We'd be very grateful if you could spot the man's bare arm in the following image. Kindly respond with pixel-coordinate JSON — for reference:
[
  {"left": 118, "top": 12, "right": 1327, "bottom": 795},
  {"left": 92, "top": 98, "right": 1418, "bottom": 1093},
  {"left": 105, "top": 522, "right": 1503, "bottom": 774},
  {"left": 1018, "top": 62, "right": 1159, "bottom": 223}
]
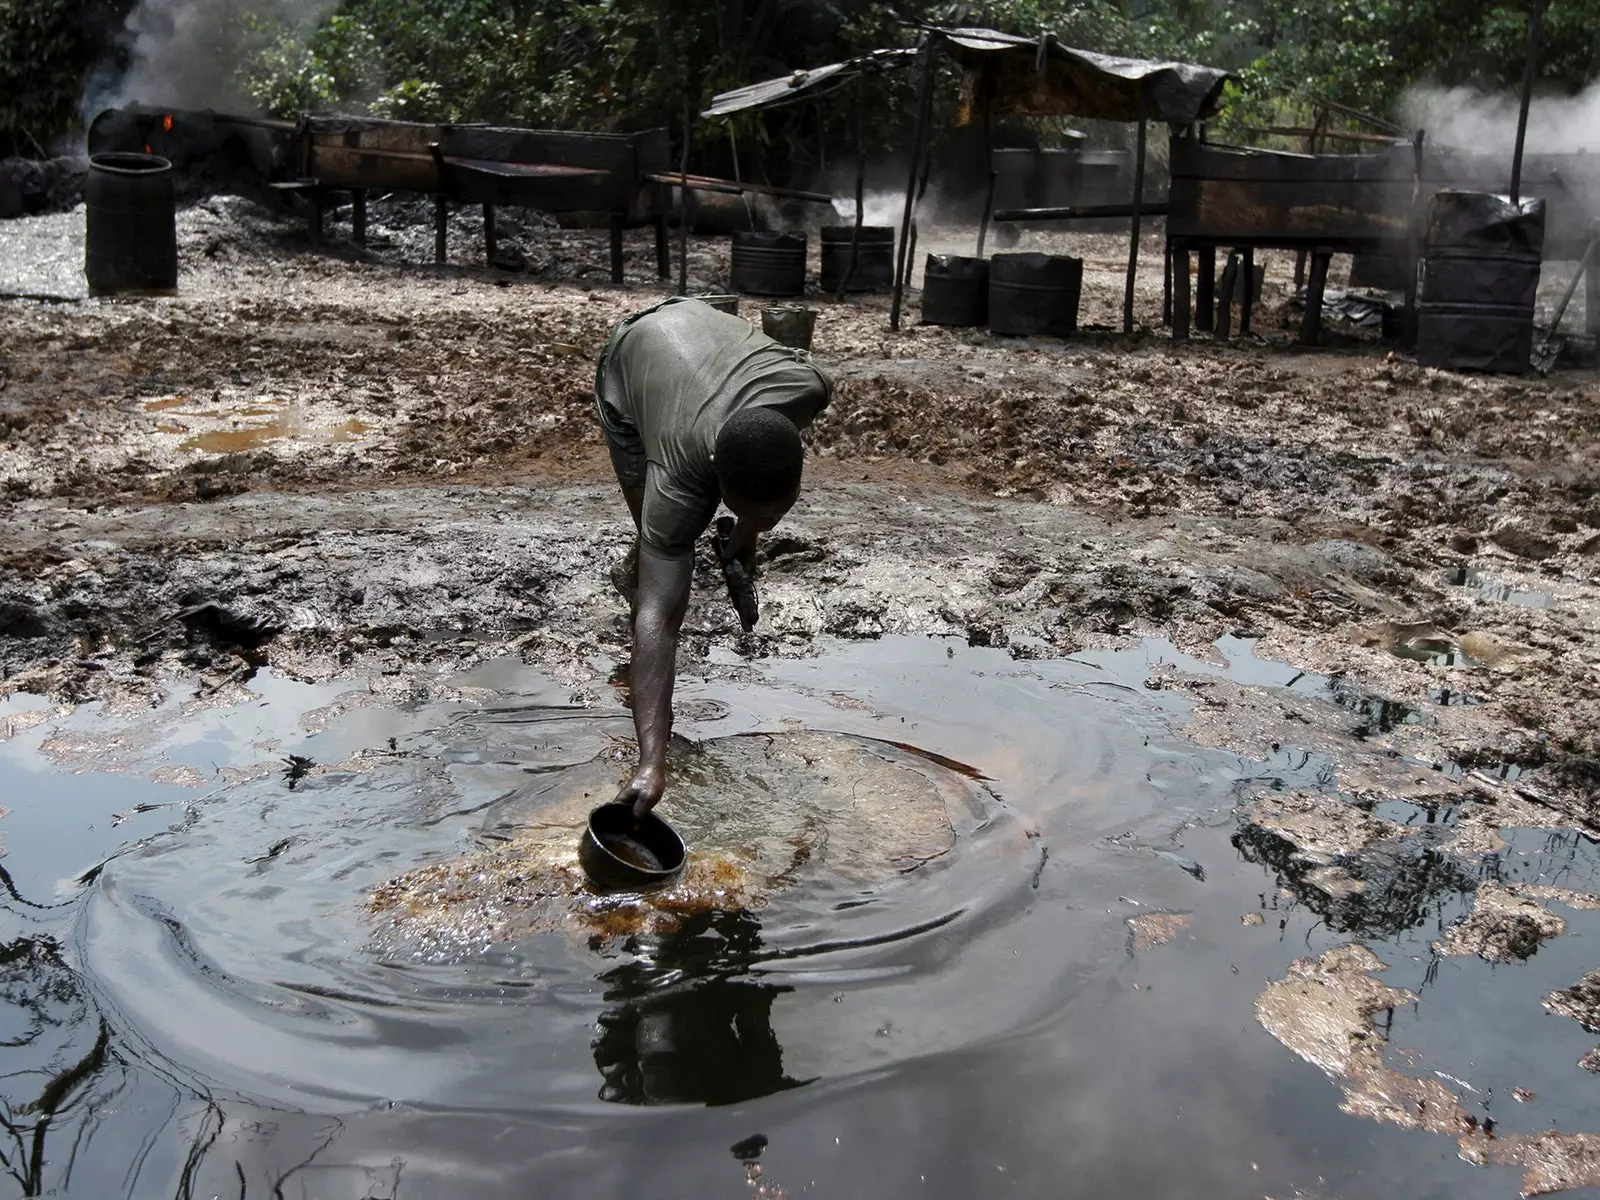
[{"left": 614, "top": 542, "right": 693, "bottom": 816}]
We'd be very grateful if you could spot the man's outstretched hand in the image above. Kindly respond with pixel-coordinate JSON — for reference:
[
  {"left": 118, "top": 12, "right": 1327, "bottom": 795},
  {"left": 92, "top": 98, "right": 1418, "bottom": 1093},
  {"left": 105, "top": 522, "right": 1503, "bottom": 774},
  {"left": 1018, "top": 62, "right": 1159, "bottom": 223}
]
[
  {"left": 713, "top": 515, "right": 759, "bottom": 631},
  {"left": 615, "top": 763, "right": 666, "bottom": 818}
]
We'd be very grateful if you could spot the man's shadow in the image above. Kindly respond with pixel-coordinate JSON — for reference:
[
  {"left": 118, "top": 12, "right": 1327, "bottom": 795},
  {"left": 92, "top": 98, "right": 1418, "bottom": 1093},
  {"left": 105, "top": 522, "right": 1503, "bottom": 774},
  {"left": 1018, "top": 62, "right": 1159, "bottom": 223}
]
[{"left": 591, "top": 909, "right": 814, "bottom": 1106}]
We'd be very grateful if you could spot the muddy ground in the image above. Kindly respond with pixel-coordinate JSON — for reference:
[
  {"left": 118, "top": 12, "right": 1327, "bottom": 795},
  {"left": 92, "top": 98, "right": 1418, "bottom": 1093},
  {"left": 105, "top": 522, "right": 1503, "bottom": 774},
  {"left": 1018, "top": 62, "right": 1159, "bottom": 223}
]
[{"left": 4, "top": 194, "right": 1600, "bottom": 837}]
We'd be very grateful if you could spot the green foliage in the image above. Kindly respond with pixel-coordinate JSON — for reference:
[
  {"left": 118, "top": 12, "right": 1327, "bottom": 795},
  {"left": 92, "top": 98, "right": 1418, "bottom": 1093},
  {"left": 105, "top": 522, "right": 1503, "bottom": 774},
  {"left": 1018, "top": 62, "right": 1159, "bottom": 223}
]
[
  {"left": 6, "top": 0, "right": 1600, "bottom": 164},
  {"left": 0, "top": 0, "right": 135, "bottom": 154}
]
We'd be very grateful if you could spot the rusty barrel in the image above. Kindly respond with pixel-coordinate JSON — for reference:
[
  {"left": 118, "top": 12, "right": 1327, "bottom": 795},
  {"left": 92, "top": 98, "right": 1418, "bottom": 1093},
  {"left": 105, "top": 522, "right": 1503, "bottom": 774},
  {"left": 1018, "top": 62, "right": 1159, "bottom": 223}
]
[
  {"left": 819, "top": 225, "right": 894, "bottom": 292},
  {"left": 988, "top": 252, "right": 1082, "bottom": 337},
  {"left": 730, "top": 231, "right": 806, "bottom": 296},
  {"left": 84, "top": 152, "right": 177, "bottom": 294},
  {"left": 1418, "top": 191, "right": 1544, "bottom": 374},
  {"left": 920, "top": 254, "right": 989, "bottom": 327}
]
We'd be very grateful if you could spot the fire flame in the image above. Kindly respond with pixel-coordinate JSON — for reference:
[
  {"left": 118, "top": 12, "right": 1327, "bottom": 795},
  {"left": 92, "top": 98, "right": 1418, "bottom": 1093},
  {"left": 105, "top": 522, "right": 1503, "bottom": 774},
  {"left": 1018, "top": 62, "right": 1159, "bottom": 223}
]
[
  {"left": 162, "top": 114, "right": 173, "bottom": 132},
  {"left": 143, "top": 144, "right": 151, "bottom": 154}
]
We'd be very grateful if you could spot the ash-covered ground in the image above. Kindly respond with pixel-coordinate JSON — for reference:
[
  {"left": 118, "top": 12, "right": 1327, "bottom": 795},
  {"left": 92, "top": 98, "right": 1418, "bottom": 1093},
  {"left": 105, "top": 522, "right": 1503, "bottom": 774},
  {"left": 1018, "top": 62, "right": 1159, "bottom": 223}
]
[{"left": 2, "top": 192, "right": 1599, "bottom": 844}]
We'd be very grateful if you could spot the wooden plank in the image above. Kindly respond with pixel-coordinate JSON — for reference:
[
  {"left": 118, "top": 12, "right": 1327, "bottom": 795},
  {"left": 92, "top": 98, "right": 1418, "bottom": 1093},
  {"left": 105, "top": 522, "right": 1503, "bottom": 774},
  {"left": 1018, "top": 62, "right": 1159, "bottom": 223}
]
[{"left": 1196, "top": 248, "right": 1215, "bottom": 332}]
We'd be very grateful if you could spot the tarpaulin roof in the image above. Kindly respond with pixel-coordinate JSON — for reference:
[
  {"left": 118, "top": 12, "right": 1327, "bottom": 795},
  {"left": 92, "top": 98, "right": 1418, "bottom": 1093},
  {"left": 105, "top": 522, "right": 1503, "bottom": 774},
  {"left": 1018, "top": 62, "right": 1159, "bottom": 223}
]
[
  {"left": 703, "top": 27, "right": 1232, "bottom": 126},
  {"left": 942, "top": 28, "right": 1232, "bottom": 125},
  {"left": 703, "top": 48, "right": 918, "bottom": 118}
]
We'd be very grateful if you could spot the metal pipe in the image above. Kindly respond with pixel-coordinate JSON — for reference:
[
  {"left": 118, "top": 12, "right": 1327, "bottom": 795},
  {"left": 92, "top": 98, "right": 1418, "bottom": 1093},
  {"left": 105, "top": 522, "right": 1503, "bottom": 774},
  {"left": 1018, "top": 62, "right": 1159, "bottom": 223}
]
[
  {"left": 890, "top": 36, "right": 936, "bottom": 331},
  {"left": 1510, "top": 0, "right": 1545, "bottom": 204}
]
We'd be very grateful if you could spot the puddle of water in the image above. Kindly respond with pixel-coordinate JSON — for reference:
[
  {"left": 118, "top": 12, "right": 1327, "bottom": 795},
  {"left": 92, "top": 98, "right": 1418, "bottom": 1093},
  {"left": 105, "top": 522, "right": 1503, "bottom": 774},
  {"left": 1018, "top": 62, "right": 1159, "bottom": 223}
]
[
  {"left": 141, "top": 394, "right": 192, "bottom": 413},
  {"left": 177, "top": 412, "right": 379, "bottom": 454},
  {"left": 1392, "top": 635, "right": 1481, "bottom": 669},
  {"left": 1430, "top": 686, "right": 1483, "bottom": 707},
  {"left": 1444, "top": 568, "right": 1553, "bottom": 609},
  {"left": 180, "top": 414, "right": 292, "bottom": 453},
  {"left": 0, "top": 636, "right": 1591, "bottom": 1198}
]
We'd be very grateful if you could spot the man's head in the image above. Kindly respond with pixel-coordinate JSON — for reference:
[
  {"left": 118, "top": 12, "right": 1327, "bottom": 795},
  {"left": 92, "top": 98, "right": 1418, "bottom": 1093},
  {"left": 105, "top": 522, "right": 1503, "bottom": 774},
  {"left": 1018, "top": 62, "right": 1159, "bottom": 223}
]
[{"left": 713, "top": 408, "right": 803, "bottom": 528}]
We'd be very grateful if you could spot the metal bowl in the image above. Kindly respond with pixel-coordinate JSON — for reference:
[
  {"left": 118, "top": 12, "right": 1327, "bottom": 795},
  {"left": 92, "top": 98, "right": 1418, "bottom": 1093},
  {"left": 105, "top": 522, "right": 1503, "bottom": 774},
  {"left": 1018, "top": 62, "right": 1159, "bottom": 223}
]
[{"left": 578, "top": 802, "right": 686, "bottom": 892}]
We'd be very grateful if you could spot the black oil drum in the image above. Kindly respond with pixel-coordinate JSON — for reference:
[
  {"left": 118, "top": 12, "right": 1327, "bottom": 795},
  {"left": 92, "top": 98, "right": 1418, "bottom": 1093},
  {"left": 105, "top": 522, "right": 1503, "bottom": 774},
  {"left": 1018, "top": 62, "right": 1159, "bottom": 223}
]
[
  {"left": 84, "top": 152, "right": 177, "bottom": 294},
  {"left": 920, "top": 254, "right": 989, "bottom": 327},
  {"left": 819, "top": 225, "right": 894, "bottom": 292},
  {"left": 989, "top": 252, "right": 1083, "bottom": 337},
  {"left": 730, "top": 230, "right": 806, "bottom": 296},
  {"left": 1418, "top": 191, "right": 1544, "bottom": 374}
]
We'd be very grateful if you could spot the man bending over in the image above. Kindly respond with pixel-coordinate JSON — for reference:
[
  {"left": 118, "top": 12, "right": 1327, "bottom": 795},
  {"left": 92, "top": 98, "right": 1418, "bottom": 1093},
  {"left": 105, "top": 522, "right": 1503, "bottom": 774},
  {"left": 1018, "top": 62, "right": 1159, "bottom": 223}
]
[{"left": 593, "top": 297, "right": 833, "bottom": 817}]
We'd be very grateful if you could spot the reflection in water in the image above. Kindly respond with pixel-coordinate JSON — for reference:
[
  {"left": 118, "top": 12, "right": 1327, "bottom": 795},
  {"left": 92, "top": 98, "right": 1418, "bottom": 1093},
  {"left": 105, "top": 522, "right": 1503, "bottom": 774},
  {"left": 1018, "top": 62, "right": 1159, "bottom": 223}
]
[
  {"left": 0, "top": 936, "right": 106, "bottom": 1197},
  {"left": 591, "top": 911, "right": 811, "bottom": 1106},
  {"left": 1233, "top": 821, "right": 1478, "bottom": 940}
]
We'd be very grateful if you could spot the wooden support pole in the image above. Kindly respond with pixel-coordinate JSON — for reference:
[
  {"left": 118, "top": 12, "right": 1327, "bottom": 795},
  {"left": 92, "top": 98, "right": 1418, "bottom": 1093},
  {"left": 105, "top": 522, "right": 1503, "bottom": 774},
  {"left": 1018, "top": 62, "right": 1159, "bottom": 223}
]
[
  {"left": 1404, "top": 130, "right": 1425, "bottom": 348},
  {"left": 975, "top": 68, "right": 996, "bottom": 258},
  {"left": 1196, "top": 247, "right": 1215, "bottom": 332},
  {"left": 903, "top": 95, "right": 937, "bottom": 303},
  {"left": 1216, "top": 252, "right": 1238, "bottom": 340},
  {"left": 678, "top": 93, "right": 692, "bottom": 296},
  {"left": 839, "top": 77, "right": 867, "bottom": 300},
  {"left": 1588, "top": 240, "right": 1600, "bottom": 339},
  {"left": 891, "top": 37, "right": 936, "bottom": 332},
  {"left": 1162, "top": 241, "right": 1173, "bottom": 326},
  {"left": 433, "top": 194, "right": 447, "bottom": 264},
  {"left": 1239, "top": 247, "right": 1255, "bottom": 335},
  {"left": 1172, "top": 244, "right": 1191, "bottom": 342},
  {"left": 483, "top": 204, "right": 497, "bottom": 265},
  {"left": 1299, "top": 249, "right": 1332, "bottom": 346},
  {"left": 352, "top": 189, "right": 366, "bottom": 247},
  {"left": 1123, "top": 99, "right": 1148, "bottom": 335},
  {"left": 609, "top": 213, "right": 624, "bottom": 284},
  {"left": 1510, "top": 0, "right": 1545, "bottom": 204}
]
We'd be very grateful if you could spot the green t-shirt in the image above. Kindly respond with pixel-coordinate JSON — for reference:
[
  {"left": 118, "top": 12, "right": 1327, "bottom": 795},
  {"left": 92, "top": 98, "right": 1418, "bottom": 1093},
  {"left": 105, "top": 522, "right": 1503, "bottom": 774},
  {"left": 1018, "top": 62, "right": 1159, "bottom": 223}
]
[{"left": 597, "top": 298, "right": 832, "bottom": 557}]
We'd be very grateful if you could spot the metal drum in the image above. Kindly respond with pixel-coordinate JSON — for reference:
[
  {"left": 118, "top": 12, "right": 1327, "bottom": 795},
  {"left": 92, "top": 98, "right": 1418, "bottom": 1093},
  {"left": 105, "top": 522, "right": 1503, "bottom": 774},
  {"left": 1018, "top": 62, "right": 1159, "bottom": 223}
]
[
  {"left": 84, "top": 152, "right": 177, "bottom": 294},
  {"left": 1418, "top": 191, "right": 1544, "bottom": 374},
  {"left": 989, "top": 252, "right": 1083, "bottom": 337},
  {"left": 819, "top": 225, "right": 894, "bottom": 292},
  {"left": 730, "top": 230, "right": 806, "bottom": 296},
  {"left": 920, "top": 254, "right": 990, "bottom": 327}
]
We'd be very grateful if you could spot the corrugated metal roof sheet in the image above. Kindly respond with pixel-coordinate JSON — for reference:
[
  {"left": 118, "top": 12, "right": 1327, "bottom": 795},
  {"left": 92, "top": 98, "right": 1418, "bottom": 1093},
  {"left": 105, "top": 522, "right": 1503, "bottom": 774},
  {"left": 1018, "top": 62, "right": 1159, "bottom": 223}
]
[
  {"left": 703, "top": 49, "right": 917, "bottom": 118},
  {"left": 704, "top": 29, "right": 1231, "bottom": 125}
]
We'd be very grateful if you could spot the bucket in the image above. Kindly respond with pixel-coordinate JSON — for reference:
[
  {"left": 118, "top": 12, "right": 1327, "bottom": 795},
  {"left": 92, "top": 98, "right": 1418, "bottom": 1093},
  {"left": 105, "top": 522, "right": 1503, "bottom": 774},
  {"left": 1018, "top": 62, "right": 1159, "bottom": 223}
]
[
  {"left": 84, "top": 152, "right": 177, "bottom": 294},
  {"left": 989, "top": 252, "right": 1083, "bottom": 337},
  {"left": 731, "top": 231, "right": 806, "bottom": 296},
  {"left": 761, "top": 305, "right": 817, "bottom": 350},
  {"left": 920, "top": 254, "right": 989, "bottom": 327},
  {"left": 819, "top": 225, "right": 894, "bottom": 292},
  {"left": 578, "top": 802, "right": 686, "bottom": 892}
]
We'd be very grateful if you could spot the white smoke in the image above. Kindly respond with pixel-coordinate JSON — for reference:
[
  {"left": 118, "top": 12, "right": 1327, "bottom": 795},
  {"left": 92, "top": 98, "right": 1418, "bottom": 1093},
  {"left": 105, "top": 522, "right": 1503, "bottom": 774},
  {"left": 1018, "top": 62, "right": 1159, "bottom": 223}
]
[
  {"left": 1402, "top": 80, "right": 1600, "bottom": 155},
  {"left": 830, "top": 190, "right": 909, "bottom": 226},
  {"left": 80, "top": 0, "right": 338, "bottom": 120}
]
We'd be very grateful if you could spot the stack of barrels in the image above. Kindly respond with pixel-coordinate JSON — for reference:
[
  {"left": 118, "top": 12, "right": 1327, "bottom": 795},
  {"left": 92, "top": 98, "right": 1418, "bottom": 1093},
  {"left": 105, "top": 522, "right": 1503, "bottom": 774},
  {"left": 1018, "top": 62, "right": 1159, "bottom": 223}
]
[
  {"left": 729, "top": 226, "right": 896, "bottom": 296},
  {"left": 921, "top": 251, "right": 1084, "bottom": 337},
  {"left": 724, "top": 224, "right": 1085, "bottom": 341}
]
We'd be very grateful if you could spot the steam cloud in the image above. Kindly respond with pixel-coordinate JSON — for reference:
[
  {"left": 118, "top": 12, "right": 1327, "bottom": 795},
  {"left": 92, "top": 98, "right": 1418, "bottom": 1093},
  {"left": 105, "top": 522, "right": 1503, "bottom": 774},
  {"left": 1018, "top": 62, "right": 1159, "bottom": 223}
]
[
  {"left": 1402, "top": 81, "right": 1600, "bottom": 155},
  {"left": 81, "top": 0, "right": 337, "bottom": 120}
]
